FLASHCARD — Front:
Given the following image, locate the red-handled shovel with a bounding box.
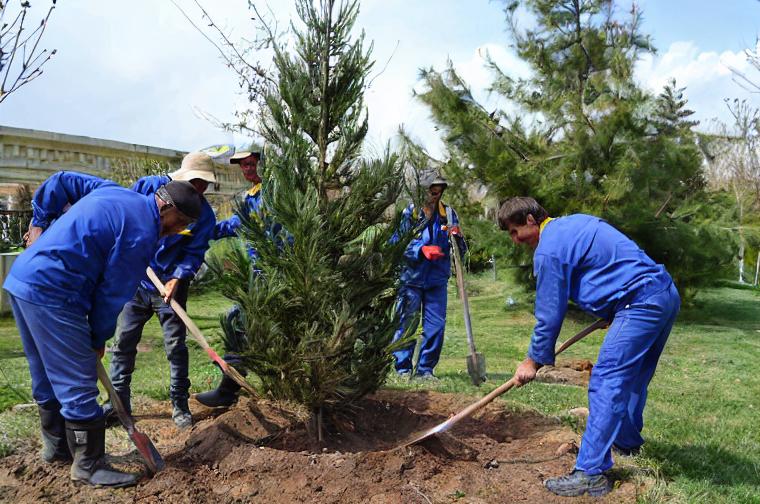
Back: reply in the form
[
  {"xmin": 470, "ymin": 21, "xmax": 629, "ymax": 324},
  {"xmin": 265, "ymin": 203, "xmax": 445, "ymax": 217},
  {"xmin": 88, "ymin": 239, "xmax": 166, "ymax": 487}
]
[
  {"xmin": 95, "ymin": 358, "xmax": 164, "ymax": 474},
  {"xmin": 145, "ymin": 267, "xmax": 258, "ymax": 399}
]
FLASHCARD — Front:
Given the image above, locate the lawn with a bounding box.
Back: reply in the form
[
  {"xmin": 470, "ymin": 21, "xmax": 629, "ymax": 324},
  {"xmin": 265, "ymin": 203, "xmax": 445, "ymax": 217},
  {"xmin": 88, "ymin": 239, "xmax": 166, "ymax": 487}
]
[{"xmin": 0, "ymin": 274, "xmax": 758, "ymax": 503}]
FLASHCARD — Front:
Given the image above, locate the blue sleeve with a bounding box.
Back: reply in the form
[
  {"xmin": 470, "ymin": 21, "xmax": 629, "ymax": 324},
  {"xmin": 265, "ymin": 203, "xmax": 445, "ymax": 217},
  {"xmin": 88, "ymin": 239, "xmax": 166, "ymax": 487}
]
[
  {"xmin": 393, "ymin": 207, "xmax": 424, "ymax": 262},
  {"xmin": 31, "ymin": 171, "xmax": 115, "ymax": 228},
  {"xmin": 527, "ymin": 253, "xmax": 571, "ymax": 366},
  {"xmin": 130, "ymin": 176, "xmax": 158, "ymax": 195},
  {"xmin": 214, "ymin": 214, "xmax": 242, "ymax": 239},
  {"xmin": 170, "ymin": 204, "xmax": 216, "ymax": 279},
  {"xmin": 88, "ymin": 222, "xmax": 151, "ymax": 349}
]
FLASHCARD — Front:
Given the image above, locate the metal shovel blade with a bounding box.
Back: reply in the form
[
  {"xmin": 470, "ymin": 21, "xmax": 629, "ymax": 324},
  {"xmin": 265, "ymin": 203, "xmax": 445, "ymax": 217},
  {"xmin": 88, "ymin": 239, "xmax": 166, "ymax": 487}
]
[
  {"xmin": 467, "ymin": 352, "xmax": 487, "ymax": 386},
  {"xmin": 129, "ymin": 429, "xmax": 165, "ymax": 475},
  {"xmin": 96, "ymin": 359, "xmax": 164, "ymax": 475}
]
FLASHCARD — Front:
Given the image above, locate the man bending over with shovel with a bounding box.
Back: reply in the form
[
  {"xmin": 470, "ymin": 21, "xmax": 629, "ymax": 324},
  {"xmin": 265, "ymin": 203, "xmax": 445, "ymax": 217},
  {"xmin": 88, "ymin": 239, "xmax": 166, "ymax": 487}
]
[
  {"xmin": 498, "ymin": 197, "xmax": 680, "ymax": 497},
  {"xmin": 25, "ymin": 153, "xmax": 218, "ymax": 429},
  {"xmin": 4, "ymin": 180, "xmax": 201, "ymax": 487}
]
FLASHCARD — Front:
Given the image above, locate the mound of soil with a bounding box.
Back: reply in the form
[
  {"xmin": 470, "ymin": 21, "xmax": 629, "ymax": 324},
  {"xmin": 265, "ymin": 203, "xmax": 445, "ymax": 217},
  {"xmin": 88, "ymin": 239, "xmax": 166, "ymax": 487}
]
[
  {"xmin": 0, "ymin": 389, "xmax": 639, "ymax": 503},
  {"xmin": 535, "ymin": 359, "xmax": 594, "ymax": 387}
]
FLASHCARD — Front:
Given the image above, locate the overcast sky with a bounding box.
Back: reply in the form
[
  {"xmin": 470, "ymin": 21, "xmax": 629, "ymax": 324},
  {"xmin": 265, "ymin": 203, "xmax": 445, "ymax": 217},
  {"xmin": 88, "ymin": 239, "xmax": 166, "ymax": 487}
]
[{"xmin": 1, "ymin": 0, "xmax": 759, "ymax": 157}]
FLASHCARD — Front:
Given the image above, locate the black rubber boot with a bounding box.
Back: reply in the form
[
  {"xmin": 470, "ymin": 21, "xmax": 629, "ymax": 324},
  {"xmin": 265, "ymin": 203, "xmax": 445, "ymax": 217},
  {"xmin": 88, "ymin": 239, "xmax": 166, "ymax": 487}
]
[
  {"xmin": 195, "ymin": 373, "xmax": 242, "ymax": 408},
  {"xmin": 544, "ymin": 469, "xmax": 611, "ymax": 497},
  {"xmin": 38, "ymin": 400, "xmax": 72, "ymax": 463},
  {"xmin": 65, "ymin": 417, "xmax": 139, "ymax": 488}
]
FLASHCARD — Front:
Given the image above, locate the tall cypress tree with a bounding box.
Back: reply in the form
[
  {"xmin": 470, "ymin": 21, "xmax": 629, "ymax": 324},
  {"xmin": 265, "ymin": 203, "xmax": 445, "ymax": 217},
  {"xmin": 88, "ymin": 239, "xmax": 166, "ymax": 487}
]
[
  {"xmin": 210, "ymin": 0, "xmax": 411, "ymax": 439},
  {"xmin": 415, "ymin": 0, "xmax": 733, "ymax": 291}
]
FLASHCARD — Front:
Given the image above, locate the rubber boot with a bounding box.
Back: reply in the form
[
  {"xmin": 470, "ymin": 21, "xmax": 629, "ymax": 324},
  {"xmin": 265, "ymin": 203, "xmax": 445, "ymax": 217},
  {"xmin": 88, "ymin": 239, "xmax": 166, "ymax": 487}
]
[
  {"xmin": 38, "ymin": 400, "xmax": 72, "ymax": 463},
  {"xmin": 171, "ymin": 397, "xmax": 192, "ymax": 429},
  {"xmin": 195, "ymin": 372, "xmax": 244, "ymax": 408},
  {"xmin": 65, "ymin": 417, "xmax": 139, "ymax": 488}
]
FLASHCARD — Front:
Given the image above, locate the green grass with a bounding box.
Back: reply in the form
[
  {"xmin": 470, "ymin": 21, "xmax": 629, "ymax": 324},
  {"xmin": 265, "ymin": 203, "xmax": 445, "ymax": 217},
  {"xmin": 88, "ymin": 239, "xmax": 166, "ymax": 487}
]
[{"xmin": 0, "ymin": 276, "xmax": 758, "ymax": 502}]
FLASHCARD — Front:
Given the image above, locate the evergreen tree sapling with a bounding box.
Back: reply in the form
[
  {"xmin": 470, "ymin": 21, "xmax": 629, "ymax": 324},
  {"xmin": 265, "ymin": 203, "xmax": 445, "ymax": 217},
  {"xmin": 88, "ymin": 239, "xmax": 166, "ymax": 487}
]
[{"xmin": 211, "ymin": 0, "xmax": 414, "ymax": 437}]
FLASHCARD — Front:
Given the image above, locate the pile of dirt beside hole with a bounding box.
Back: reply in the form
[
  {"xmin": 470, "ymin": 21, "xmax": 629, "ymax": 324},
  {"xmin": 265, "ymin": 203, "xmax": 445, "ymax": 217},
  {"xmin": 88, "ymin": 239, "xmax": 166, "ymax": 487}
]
[
  {"xmin": 535, "ymin": 359, "xmax": 594, "ymax": 387},
  {"xmin": 0, "ymin": 389, "xmax": 641, "ymax": 503}
]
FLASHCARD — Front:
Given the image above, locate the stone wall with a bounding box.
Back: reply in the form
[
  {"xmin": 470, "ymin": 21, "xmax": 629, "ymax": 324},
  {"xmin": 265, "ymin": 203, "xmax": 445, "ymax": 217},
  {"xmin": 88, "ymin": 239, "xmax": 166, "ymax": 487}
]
[{"xmin": 0, "ymin": 126, "xmax": 248, "ymax": 208}]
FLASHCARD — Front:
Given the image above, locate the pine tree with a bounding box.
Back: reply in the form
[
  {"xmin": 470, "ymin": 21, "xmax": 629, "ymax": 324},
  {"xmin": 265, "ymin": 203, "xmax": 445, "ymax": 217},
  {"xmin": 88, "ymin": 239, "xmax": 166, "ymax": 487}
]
[
  {"xmin": 415, "ymin": 0, "xmax": 734, "ymax": 292},
  {"xmin": 210, "ymin": 0, "xmax": 412, "ymax": 439}
]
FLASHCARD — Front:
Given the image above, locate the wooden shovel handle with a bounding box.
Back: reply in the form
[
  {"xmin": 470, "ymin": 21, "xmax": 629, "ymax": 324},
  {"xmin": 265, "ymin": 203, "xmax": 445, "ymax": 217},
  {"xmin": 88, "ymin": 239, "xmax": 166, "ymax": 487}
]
[
  {"xmin": 401, "ymin": 318, "xmax": 606, "ymax": 447},
  {"xmin": 95, "ymin": 358, "xmax": 134, "ymax": 432},
  {"xmin": 145, "ymin": 267, "xmax": 258, "ymax": 398}
]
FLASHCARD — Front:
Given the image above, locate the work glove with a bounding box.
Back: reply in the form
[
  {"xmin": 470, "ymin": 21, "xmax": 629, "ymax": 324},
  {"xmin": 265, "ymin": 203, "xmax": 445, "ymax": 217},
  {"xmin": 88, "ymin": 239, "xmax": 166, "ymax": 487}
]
[
  {"xmin": 421, "ymin": 245, "xmax": 445, "ymax": 261},
  {"xmin": 447, "ymin": 225, "xmax": 462, "ymax": 237}
]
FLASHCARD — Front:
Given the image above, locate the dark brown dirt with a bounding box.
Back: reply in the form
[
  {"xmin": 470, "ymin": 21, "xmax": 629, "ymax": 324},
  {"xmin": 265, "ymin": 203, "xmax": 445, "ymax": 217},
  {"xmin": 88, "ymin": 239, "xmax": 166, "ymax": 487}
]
[
  {"xmin": 0, "ymin": 389, "xmax": 641, "ymax": 503},
  {"xmin": 535, "ymin": 359, "xmax": 594, "ymax": 387}
]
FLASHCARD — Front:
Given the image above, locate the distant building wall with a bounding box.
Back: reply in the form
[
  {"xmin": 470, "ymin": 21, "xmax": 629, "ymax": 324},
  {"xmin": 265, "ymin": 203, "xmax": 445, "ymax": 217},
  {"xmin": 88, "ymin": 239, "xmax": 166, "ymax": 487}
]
[{"xmin": 0, "ymin": 125, "xmax": 247, "ymax": 208}]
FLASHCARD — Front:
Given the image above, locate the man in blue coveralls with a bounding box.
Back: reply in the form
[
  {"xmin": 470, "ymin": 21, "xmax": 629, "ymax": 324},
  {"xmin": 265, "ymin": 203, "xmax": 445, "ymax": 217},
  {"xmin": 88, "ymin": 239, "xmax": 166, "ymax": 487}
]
[
  {"xmin": 26, "ymin": 152, "xmax": 218, "ymax": 429},
  {"xmin": 391, "ymin": 177, "xmax": 466, "ymax": 380},
  {"xmin": 498, "ymin": 197, "xmax": 680, "ymax": 497},
  {"xmin": 195, "ymin": 150, "xmax": 263, "ymax": 407},
  {"xmin": 4, "ymin": 180, "xmax": 201, "ymax": 487}
]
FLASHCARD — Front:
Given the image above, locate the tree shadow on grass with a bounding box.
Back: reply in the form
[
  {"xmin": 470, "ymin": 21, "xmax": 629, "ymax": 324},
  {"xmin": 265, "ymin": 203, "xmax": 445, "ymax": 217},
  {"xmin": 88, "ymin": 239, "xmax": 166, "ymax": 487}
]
[
  {"xmin": 678, "ymin": 289, "xmax": 760, "ymax": 331},
  {"xmin": 645, "ymin": 440, "xmax": 760, "ymax": 490}
]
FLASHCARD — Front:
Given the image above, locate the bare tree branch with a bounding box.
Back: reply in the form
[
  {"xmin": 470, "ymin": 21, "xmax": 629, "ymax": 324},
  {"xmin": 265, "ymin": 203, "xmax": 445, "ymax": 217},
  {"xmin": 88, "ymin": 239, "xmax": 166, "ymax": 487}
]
[{"xmin": 0, "ymin": 0, "xmax": 57, "ymax": 104}]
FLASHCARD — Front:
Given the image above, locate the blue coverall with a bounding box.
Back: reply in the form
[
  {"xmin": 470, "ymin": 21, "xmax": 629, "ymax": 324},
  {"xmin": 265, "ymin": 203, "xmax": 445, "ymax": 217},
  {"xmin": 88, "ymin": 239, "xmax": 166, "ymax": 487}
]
[
  {"xmin": 3, "ymin": 186, "xmax": 160, "ymax": 421},
  {"xmin": 29, "ymin": 171, "xmax": 216, "ymax": 408},
  {"xmin": 214, "ymin": 183, "xmax": 263, "ymax": 241},
  {"xmin": 392, "ymin": 202, "xmax": 465, "ymax": 376},
  {"xmin": 529, "ymin": 214, "xmax": 680, "ymax": 475}
]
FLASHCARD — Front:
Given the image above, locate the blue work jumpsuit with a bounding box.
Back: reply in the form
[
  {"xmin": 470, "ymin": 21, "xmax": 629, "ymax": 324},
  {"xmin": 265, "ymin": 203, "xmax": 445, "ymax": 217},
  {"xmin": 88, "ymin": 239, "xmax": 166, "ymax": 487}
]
[
  {"xmin": 29, "ymin": 171, "xmax": 216, "ymax": 408},
  {"xmin": 529, "ymin": 214, "xmax": 680, "ymax": 475},
  {"xmin": 3, "ymin": 186, "xmax": 160, "ymax": 421},
  {"xmin": 392, "ymin": 202, "xmax": 465, "ymax": 376}
]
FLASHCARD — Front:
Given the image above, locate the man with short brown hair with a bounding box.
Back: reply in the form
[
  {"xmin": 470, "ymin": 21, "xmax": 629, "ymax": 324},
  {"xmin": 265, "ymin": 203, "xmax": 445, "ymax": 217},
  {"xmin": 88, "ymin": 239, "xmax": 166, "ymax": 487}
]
[{"xmin": 498, "ymin": 196, "xmax": 680, "ymax": 497}]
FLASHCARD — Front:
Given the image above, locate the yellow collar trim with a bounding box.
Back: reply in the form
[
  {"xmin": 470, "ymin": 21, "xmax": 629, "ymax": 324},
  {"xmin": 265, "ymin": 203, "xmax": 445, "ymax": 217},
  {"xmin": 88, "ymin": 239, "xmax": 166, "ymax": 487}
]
[
  {"xmin": 438, "ymin": 201, "xmax": 447, "ymax": 218},
  {"xmin": 539, "ymin": 216, "xmax": 554, "ymax": 234},
  {"xmin": 247, "ymin": 183, "xmax": 262, "ymax": 197}
]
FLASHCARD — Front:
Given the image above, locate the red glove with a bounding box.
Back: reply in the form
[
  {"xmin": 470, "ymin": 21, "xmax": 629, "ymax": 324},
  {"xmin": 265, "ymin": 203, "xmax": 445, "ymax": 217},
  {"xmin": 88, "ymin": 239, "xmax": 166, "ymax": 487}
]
[
  {"xmin": 421, "ymin": 245, "xmax": 445, "ymax": 261},
  {"xmin": 448, "ymin": 225, "xmax": 461, "ymax": 237}
]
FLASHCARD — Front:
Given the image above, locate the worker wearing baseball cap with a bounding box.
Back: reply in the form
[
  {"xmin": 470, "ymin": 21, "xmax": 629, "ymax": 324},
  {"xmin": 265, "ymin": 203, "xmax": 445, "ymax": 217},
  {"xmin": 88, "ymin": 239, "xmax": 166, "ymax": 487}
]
[{"xmin": 390, "ymin": 175, "xmax": 466, "ymax": 380}]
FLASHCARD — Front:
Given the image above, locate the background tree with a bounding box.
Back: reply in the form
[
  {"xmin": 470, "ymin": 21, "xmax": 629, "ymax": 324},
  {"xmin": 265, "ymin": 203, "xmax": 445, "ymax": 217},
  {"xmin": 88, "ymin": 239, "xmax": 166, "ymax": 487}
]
[
  {"xmin": 415, "ymin": 0, "xmax": 733, "ymax": 292},
  {"xmin": 209, "ymin": 0, "xmax": 412, "ymax": 440},
  {"xmin": 701, "ymin": 100, "xmax": 760, "ymax": 283},
  {"xmin": 0, "ymin": 0, "xmax": 57, "ymax": 104}
]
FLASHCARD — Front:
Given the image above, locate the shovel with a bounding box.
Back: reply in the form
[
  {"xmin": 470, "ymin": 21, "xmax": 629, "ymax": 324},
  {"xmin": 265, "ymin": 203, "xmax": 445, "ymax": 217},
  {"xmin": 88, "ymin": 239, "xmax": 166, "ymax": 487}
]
[
  {"xmin": 145, "ymin": 267, "xmax": 258, "ymax": 399},
  {"xmin": 446, "ymin": 210, "xmax": 486, "ymax": 386},
  {"xmin": 399, "ymin": 318, "xmax": 607, "ymax": 447},
  {"xmin": 95, "ymin": 358, "xmax": 164, "ymax": 474}
]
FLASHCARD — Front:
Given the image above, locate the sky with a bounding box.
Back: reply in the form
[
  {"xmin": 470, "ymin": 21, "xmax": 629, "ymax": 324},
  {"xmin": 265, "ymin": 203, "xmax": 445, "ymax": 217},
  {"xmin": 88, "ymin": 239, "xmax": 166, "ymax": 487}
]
[{"xmin": 1, "ymin": 0, "xmax": 759, "ymax": 158}]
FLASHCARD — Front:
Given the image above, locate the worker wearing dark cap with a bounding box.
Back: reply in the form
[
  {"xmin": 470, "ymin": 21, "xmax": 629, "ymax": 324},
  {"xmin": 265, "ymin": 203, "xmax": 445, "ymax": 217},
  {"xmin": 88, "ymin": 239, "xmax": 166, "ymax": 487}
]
[
  {"xmin": 25, "ymin": 153, "xmax": 218, "ymax": 430},
  {"xmin": 4, "ymin": 180, "xmax": 201, "ymax": 488},
  {"xmin": 391, "ymin": 176, "xmax": 466, "ymax": 380}
]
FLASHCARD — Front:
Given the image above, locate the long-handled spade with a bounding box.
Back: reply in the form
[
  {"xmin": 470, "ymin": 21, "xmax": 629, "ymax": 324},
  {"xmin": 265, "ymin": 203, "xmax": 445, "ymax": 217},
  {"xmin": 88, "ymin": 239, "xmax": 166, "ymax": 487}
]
[
  {"xmin": 399, "ymin": 318, "xmax": 608, "ymax": 448},
  {"xmin": 95, "ymin": 359, "xmax": 164, "ymax": 474},
  {"xmin": 145, "ymin": 267, "xmax": 258, "ymax": 399},
  {"xmin": 446, "ymin": 208, "xmax": 486, "ymax": 386}
]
